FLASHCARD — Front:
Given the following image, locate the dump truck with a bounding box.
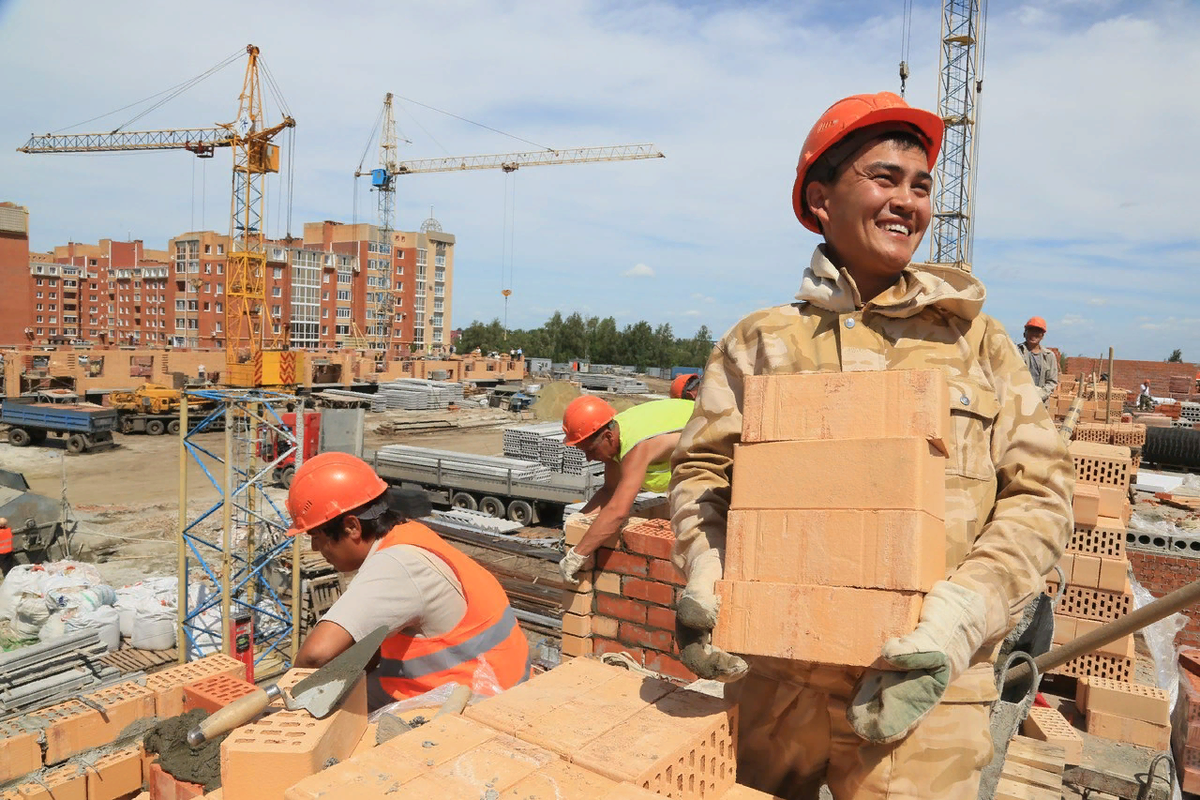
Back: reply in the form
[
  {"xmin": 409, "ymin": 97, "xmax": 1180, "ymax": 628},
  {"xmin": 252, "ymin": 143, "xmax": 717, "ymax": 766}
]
[
  {"xmin": 0, "ymin": 468, "xmax": 68, "ymax": 571},
  {"xmin": 0, "ymin": 398, "xmax": 119, "ymax": 453},
  {"xmin": 109, "ymin": 383, "xmax": 214, "ymax": 435}
]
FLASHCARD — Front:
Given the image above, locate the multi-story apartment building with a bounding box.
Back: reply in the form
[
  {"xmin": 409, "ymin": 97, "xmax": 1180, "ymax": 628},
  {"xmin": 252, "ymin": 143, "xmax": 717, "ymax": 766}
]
[{"xmin": 0, "ymin": 203, "xmax": 454, "ymax": 354}]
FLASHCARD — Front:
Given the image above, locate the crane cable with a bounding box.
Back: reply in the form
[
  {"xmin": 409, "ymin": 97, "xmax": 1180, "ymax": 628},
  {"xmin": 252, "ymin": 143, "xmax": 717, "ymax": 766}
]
[
  {"xmin": 899, "ymin": 0, "xmax": 914, "ymax": 97},
  {"xmin": 391, "ymin": 94, "xmax": 554, "ymax": 152},
  {"xmin": 52, "ymin": 48, "xmax": 245, "ymax": 134}
]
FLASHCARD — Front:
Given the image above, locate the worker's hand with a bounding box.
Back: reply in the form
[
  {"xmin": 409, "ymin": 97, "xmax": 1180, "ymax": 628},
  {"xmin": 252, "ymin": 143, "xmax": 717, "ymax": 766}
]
[
  {"xmin": 675, "ymin": 548, "xmax": 747, "ymax": 683},
  {"xmin": 847, "ymin": 581, "xmax": 988, "ymax": 744},
  {"xmin": 558, "ymin": 547, "xmax": 589, "ymax": 585}
]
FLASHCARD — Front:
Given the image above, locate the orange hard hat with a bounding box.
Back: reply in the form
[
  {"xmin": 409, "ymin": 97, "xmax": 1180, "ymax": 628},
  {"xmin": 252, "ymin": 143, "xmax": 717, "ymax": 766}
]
[
  {"xmin": 286, "ymin": 452, "xmax": 387, "ymax": 536},
  {"xmin": 792, "ymin": 91, "xmax": 944, "ymax": 233},
  {"xmin": 670, "ymin": 373, "xmax": 701, "ymax": 400},
  {"xmin": 1025, "ymin": 316, "xmax": 1048, "ymax": 331},
  {"xmin": 562, "ymin": 395, "xmax": 616, "ymax": 446}
]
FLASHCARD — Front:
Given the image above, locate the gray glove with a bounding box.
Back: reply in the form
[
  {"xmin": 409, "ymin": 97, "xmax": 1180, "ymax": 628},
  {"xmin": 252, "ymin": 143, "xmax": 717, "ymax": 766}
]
[
  {"xmin": 675, "ymin": 549, "xmax": 747, "ymax": 682},
  {"xmin": 847, "ymin": 581, "xmax": 988, "ymax": 744},
  {"xmin": 558, "ymin": 547, "xmax": 588, "ymax": 585}
]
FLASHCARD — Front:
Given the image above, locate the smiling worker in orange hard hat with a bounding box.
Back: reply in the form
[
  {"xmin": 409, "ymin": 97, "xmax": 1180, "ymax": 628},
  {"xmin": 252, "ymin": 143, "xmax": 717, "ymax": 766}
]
[
  {"xmin": 287, "ymin": 452, "xmax": 529, "ymax": 708},
  {"xmin": 669, "ymin": 91, "xmax": 1073, "ymax": 799}
]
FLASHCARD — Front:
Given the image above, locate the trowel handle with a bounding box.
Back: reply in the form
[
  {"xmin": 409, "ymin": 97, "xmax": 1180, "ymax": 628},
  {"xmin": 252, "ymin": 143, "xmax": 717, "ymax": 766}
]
[{"xmin": 186, "ymin": 684, "xmax": 282, "ymax": 747}]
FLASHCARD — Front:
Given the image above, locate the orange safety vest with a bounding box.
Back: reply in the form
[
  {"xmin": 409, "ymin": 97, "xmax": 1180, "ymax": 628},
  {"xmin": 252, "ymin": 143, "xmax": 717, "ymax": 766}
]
[
  {"xmin": 373, "ymin": 521, "xmax": 530, "ymax": 700},
  {"xmin": 0, "ymin": 526, "xmax": 11, "ymax": 555}
]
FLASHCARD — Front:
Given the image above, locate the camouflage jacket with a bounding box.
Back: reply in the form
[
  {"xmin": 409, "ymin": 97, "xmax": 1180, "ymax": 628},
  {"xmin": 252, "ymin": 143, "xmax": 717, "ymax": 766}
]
[{"xmin": 669, "ymin": 245, "xmax": 1074, "ymax": 701}]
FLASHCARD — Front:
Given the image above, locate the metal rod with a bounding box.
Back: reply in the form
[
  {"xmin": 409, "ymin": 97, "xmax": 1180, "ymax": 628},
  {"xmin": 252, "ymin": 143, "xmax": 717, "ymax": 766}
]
[
  {"xmin": 291, "ymin": 405, "xmax": 305, "ymax": 662},
  {"xmin": 1106, "ymin": 346, "xmax": 1115, "ymax": 425},
  {"xmin": 177, "ymin": 394, "xmax": 189, "ymax": 663},
  {"xmin": 1006, "ymin": 578, "xmax": 1200, "ymax": 686},
  {"xmin": 221, "ymin": 402, "xmax": 234, "ymax": 655}
]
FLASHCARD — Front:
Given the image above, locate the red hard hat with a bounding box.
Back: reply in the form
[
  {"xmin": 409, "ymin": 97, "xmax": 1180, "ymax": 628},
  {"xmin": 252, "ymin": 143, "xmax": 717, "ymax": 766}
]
[
  {"xmin": 792, "ymin": 91, "xmax": 944, "ymax": 233},
  {"xmin": 562, "ymin": 395, "xmax": 616, "ymax": 446},
  {"xmin": 1025, "ymin": 317, "xmax": 1048, "ymax": 331},
  {"xmin": 286, "ymin": 452, "xmax": 387, "ymax": 536}
]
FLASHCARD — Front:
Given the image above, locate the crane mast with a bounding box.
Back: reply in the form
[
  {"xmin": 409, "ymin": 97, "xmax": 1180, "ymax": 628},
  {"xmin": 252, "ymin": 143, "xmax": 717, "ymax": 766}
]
[{"xmin": 929, "ymin": 0, "xmax": 986, "ymax": 272}]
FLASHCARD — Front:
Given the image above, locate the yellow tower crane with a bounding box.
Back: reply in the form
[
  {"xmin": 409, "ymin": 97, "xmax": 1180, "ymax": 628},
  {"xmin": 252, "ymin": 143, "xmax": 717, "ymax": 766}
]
[{"xmin": 18, "ymin": 44, "xmax": 299, "ymax": 387}]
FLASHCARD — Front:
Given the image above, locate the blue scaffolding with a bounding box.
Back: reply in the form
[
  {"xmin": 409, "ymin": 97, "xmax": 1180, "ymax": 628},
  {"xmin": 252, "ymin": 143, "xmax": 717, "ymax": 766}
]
[{"xmin": 175, "ymin": 388, "xmax": 306, "ymax": 675}]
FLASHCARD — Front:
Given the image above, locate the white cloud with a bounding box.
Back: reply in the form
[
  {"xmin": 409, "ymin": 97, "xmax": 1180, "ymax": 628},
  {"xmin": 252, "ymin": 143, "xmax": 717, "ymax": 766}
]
[
  {"xmin": 623, "ymin": 263, "xmax": 655, "ymax": 278},
  {"xmin": 1059, "ymin": 314, "xmax": 1089, "ymax": 327},
  {"xmin": 682, "ymin": 309, "xmax": 701, "ymax": 317},
  {"xmin": 0, "ymin": 1, "xmax": 1197, "ymax": 359}
]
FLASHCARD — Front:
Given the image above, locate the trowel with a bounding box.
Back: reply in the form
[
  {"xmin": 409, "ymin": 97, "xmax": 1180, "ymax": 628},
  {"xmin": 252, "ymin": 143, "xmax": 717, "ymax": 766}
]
[{"xmin": 186, "ymin": 625, "xmax": 389, "ymax": 747}]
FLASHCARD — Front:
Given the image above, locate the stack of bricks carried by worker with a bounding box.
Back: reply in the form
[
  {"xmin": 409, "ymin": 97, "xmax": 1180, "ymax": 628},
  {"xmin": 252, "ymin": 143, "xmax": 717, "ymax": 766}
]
[
  {"xmin": 1076, "ymin": 675, "xmax": 1172, "ymax": 752},
  {"xmin": 279, "ymin": 657, "xmax": 769, "ymax": 800},
  {"xmin": 561, "ymin": 514, "xmax": 698, "ymax": 682},
  {"xmin": 710, "ymin": 369, "xmax": 949, "ymax": 666},
  {"xmin": 1049, "ymin": 441, "xmax": 1136, "ymax": 683}
]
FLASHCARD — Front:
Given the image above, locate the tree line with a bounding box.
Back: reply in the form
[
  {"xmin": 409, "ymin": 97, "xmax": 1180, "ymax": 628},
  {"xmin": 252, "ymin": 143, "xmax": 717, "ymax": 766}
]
[{"xmin": 455, "ymin": 312, "xmax": 715, "ymax": 370}]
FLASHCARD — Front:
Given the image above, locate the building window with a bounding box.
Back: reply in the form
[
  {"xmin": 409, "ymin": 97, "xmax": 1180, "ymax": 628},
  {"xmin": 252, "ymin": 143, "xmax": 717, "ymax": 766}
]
[
  {"xmin": 217, "ymin": 244, "xmax": 224, "ymax": 254},
  {"xmin": 272, "ymin": 286, "xmax": 281, "ymax": 297},
  {"xmin": 204, "ymin": 244, "xmax": 212, "ymax": 254},
  {"xmin": 335, "ymin": 324, "xmax": 349, "ymax": 335},
  {"xmin": 337, "ymin": 290, "xmax": 350, "ymax": 301},
  {"xmin": 217, "ymin": 263, "xmax": 223, "ymax": 274},
  {"xmin": 273, "ymin": 268, "xmax": 283, "ymax": 279},
  {"xmin": 272, "ymin": 304, "xmax": 281, "ymax": 317},
  {"xmin": 323, "ymin": 274, "xmax": 329, "ymax": 284},
  {"xmin": 322, "ymin": 308, "xmax": 328, "ymax": 318},
  {"xmin": 322, "ymin": 325, "xmax": 328, "ymax": 335},
  {"xmin": 336, "ymin": 308, "xmax": 350, "ymax": 319},
  {"xmin": 216, "ymin": 302, "xmax": 223, "ymax": 313}
]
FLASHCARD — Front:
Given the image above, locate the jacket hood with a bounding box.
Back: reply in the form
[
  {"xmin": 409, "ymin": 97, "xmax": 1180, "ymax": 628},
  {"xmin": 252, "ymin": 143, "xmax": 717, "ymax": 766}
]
[{"xmin": 796, "ymin": 244, "xmax": 985, "ymax": 321}]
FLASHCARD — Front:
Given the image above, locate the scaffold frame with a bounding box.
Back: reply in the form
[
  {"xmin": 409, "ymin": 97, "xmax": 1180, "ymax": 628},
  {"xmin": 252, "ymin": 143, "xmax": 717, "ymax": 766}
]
[{"xmin": 175, "ymin": 388, "xmax": 306, "ymax": 674}]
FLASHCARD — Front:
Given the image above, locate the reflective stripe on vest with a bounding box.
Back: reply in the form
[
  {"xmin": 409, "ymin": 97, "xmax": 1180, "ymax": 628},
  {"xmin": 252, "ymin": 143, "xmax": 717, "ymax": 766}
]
[
  {"xmin": 0, "ymin": 527, "xmax": 11, "ymax": 555},
  {"xmin": 375, "ymin": 606, "xmax": 518, "ymax": 680},
  {"xmin": 372, "ymin": 521, "xmax": 529, "ymax": 700},
  {"xmin": 614, "ymin": 398, "xmax": 695, "ymax": 492}
]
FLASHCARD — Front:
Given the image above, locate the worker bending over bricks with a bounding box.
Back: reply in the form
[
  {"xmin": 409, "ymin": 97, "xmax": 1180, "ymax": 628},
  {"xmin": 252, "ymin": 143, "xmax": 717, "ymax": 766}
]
[
  {"xmin": 286, "ymin": 452, "xmax": 530, "ymax": 710},
  {"xmin": 558, "ymin": 395, "xmax": 694, "ymax": 583},
  {"xmin": 668, "ymin": 91, "xmax": 1075, "ymax": 799}
]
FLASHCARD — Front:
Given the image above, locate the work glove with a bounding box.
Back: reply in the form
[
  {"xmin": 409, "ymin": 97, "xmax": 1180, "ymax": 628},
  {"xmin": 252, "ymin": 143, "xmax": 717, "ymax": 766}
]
[
  {"xmin": 847, "ymin": 580, "xmax": 989, "ymax": 744},
  {"xmin": 558, "ymin": 547, "xmax": 588, "ymax": 585},
  {"xmin": 675, "ymin": 548, "xmax": 747, "ymax": 683}
]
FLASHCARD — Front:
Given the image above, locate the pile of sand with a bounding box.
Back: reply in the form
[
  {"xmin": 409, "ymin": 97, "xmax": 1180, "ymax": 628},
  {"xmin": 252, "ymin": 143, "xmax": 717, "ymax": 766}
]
[{"xmin": 529, "ymin": 382, "xmax": 581, "ymax": 421}]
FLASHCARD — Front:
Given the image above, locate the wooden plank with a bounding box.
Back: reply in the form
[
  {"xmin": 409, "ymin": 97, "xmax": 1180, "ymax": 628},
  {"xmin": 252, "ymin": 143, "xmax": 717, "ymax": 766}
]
[
  {"xmin": 994, "ymin": 776, "xmax": 1060, "ymax": 800},
  {"xmin": 998, "ymin": 760, "xmax": 1061, "ymax": 792},
  {"xmin": 1005, "ymin": 736, "xmax": 1066, "ymax": 777}
]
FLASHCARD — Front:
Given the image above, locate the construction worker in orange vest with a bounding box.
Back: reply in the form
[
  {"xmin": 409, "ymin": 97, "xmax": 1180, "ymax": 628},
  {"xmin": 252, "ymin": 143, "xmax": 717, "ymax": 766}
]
[
  {"xmin": 287, "ymin": 453, "xmax": 530, "ymax": 708},
  {"xmin": 0, "ymin": 517, "xmax": 12, "ymax": 562},
  {"xmin": 557, "ymin": 395, "xmax": 694, "ymax": 584},
  {"xmin": 669, "ymin": 373, "xmax": 701, "ymax": 401}
]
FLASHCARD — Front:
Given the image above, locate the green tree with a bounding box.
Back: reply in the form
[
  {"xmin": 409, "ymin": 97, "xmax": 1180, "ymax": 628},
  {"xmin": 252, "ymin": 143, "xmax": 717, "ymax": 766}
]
[
  {"xmin": 591, "ymin": 317, "xmax": 621, "ymax": 364},
  {"xmin": 559, "ymin": 312, "xmax": 588, "ymax": 362},
  {"xmin": 620, "ymin": 321, "xmax": 656, "ymax": 369},
  {"xmin": 1167, "ymin": 349, "xmax": 1184, "ymax": 363}
]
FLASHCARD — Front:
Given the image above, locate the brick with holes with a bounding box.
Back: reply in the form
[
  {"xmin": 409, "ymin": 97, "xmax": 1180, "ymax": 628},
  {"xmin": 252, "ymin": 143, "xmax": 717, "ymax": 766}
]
[{"xmin": 1022, "ymin": 706, "xmax": 1083, "ymax": 764}]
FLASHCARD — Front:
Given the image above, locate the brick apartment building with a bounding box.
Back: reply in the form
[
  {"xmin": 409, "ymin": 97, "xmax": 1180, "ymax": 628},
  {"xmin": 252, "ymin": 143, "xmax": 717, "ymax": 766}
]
[{"xmin": 0, "ymin": 204, "xmax": 454, "ymax": 357}]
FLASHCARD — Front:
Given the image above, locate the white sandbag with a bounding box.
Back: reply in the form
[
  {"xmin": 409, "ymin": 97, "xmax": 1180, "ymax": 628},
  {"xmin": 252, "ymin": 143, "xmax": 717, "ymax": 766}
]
[
  {"xmin": 77, "ymin": 585, "xmax": 117, "ymax": 610},
  {"xmin": 65, "ymin": 605, "xmax": 121, "ymax": 652},
  {"xmin": 38, "ymin": 611, "xmax": 68, "ymax": 642},
  {"xmin": 0, "ymin": 565, "xmax": 50, "ymax": 622},
  {"xmin": 118, "ymin": 605, "xmax": 137, "ymax": 638},
  {"xmin": 11, "ymin": 595, "xmax": 50, "ymax": 640},
  {"xmin": 130, "ymin": 612, "xmax": 176, "ymax": 650}
]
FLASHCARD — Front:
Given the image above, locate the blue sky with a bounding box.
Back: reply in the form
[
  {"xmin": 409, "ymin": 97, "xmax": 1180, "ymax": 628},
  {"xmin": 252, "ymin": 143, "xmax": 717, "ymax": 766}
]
[{"xmin": 1, "ymin": 0, "xmax": 1197, "ymax": 361}]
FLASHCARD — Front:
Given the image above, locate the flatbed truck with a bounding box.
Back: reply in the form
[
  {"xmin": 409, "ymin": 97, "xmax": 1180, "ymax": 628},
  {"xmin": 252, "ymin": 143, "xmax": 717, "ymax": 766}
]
[{"xmin": 1, "ymin": 399, "xmax": 119, "ymax": 454}]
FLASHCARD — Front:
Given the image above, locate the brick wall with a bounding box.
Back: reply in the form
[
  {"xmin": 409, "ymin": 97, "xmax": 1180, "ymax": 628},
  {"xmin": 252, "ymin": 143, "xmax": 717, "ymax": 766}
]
[
  {"xmin": 1128, "ymin": 550, "xmax": 1200, "ymax": 650},
  {"xmin": 1066, "ymin": 357, "xmax": 1199, "ymax": 398}
]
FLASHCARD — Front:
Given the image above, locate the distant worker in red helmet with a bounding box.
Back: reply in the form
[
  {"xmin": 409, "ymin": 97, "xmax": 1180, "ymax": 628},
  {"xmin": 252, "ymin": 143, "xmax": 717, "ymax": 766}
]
[
  {"xmin": 288, "ymin": 453, "xmax": 529, "ymax": 708},
  {"xmin": 670, "ymin": 373, "xmax": 702, "ymax": 401},
  {"xmin": 1017, "ymin": 316, "xmax": 1059, "ymax": 401},
  {"xmin": 557, "ymin": 394, "xmax": 695, "ymax": 584}
]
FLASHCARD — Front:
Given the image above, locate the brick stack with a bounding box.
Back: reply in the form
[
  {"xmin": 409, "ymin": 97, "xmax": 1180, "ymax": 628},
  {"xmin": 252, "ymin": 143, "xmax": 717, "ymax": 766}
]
[
  {"xmin": 1076, "ymin": 676, "xmax": 1171, "ymax": 751},
  {"xmin": 1050, "ymin": 442, "xmax": 1136, "ymax": 683},
  {"xmin": 1070, "ymin": 422, "xmax": 1146, "ymax": 477},
  {"xmin": 1172, "ymin": 654, "xmax": 1200, "ymax": 793},
  {"xmin": 280, "ymin": 658, "xmax": 745, "ymax": 800},
  {"xmin": 712, "ymin": 370, "xmax": 948, "ymax": 666},
  {"xmin": 1022, "ymin": 705, "xmax": 1084, "ymax": 764},
  {"xmin": 561, "ymin": 514, "xmax": 695, "ymax": 682}
]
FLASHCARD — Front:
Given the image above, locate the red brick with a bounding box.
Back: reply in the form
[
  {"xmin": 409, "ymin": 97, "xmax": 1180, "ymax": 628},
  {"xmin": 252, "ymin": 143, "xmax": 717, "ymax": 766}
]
[
  {"xmin": 8, "ymin": 763, "xmax": 87, "ymax": 800},
  {"xmin": 621, "ymin": 578, "xmax": 675, "ymax": 607},
  {"xmin": 1079, "ymin": 677, "xmax": 1169, "ymax": 725},
  {"xmin": 642, "ymin": 651, "xmax": 696, "ymax": 683},
  {"xmin": 647, "ymin": 558, "xmax": 685, "ymax": 586},
  {"xmin": 149, "ymin": 762, "xmax": 204, "ymax": 800},
  {"xmin": 86, "ymin": 745, "xmax": 144, "ymax": 800},
  {"xmin": 621, "ymin": 520, "xmax": 675, "ymax": 560},
  {"xmin": 646, "ymin": 606, "xmax": 676, "ymax": 632},
  {"xmin": 619, "ymin": 623, "xmax": 676, "ymax": 653},
  {"xmin": 596, "ymin": 594, "xmax": 647, "ymax": 624},
  {"xmin": 730, "ymin": 438, "xmax": 946, "ymax": 519},
  {"xmin": 593, "ymin": 548, "xmax": 650, "ymax": 578},
  {"xmin": 183, "ymin": 673, "xmax": 258, "ymax": 715},
  {"xmin": 591, "ymin": 615, "xmax": 619, "ymax": 639}
]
